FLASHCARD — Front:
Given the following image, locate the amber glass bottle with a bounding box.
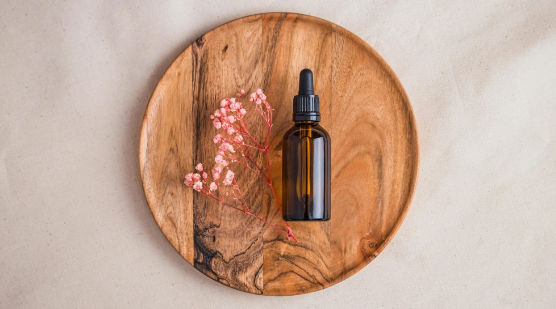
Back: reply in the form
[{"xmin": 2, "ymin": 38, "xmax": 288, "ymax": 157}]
[{"xmin": 282, "ymin": 69, "xmax": 331, "ymax": 221}]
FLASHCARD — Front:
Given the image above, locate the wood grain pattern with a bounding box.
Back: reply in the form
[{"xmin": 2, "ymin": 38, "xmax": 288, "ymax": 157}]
[{"xmin": 139, "ymin": 12, "xmax": 419, "ymax": 295}]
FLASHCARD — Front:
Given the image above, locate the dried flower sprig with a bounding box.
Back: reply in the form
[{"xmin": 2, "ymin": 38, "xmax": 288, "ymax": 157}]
[{"xmin": 184, "ymin": 89, "xmax": 298, "ymax": 242}]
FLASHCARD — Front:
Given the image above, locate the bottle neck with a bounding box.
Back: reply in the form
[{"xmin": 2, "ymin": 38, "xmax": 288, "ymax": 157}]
[{"xmin": 294, "ymin": 121, "xmax": 319, "ymax": 127}]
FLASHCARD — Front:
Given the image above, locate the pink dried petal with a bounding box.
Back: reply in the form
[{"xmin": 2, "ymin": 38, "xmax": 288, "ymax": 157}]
[
  {"xmin": 256, "ymin": 88, "xmax": 263, "ymax": 95},
  {"xmin": 239, "ymin": 108, "xmax": 246, "ymax": 115},
  {"xmin": 227, "ymin": 127, "xmax": 235, "ymax": 135},
  {"xmin": 213, "ymin": 134, "xmax": 222, "ymax": 143},
  {"xmin": 220, "ymin": 99, "xmax": 228, "ymax": 107},
  {"xmin": 202, "ymin": 172, "xmax": 208, "ymax": 179}
]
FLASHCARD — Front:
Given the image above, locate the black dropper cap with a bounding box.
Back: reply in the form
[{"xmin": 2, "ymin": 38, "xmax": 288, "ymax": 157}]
[{"xmin": 293, "ymin": 69, "xmax": 320, "ymax": 122}]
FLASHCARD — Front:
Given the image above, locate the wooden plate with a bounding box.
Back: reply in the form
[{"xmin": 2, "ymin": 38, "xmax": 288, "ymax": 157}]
[{"xmin": 139, "ymin": 12, "xmax": 419, "ymax": 295}]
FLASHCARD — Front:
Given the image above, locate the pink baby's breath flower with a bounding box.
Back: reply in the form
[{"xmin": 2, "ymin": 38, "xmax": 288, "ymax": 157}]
[
  {"xmin": 192, "ymin": 173, "xmax": 201, "ymax": 182},
  {"xmin": 213, "ymin": 119, "xmax": 221, "ymax": 129},
  {"xmin": 215, "ymin": 155, "xmax": 224, "ymax": 164},
  {"xmin": 184, "ymin": 173, "xmax": 194, "ymax": 186},
  {"xmin": 195, "ymin": 163, "xmax": 203, "ymax": 172},
  {"xmin": 223, "ymin": 170, "xmax": 235, "ymax": 185},
  {"xmin": 220, "ymin": 142, "xmax": 235, "ymax": 153},
  {"xmin": 230, "ymin": 102, "xmax": 241, "ymax": 111},
  {"xmin": 193, "ymin": 181, "xmax": 203, "ymax": 191},
  {"xmin": 184, "ymin": 88, "xmax": 299, "ymax": 243}
]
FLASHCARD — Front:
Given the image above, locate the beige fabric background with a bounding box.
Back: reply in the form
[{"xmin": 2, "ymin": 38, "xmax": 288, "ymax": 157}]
[{"xmin": 1, "ymin": 0, "xmax": 555, "ymax": 308}]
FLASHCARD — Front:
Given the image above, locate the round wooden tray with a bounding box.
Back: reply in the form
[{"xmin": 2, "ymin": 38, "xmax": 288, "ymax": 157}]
[{"xmin": 139, "ymin": 12, "xmax": 419, "ymax": 295}]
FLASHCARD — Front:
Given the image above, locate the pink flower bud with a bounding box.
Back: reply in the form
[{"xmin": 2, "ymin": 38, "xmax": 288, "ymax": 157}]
[
  {"xmin": 240, "ymin": 89, "xmax": 245, "ymax": 94},
  {"xmin": 212, "ymin": 172, "xmax": 220, "ymax": 180},
  {"xmin": 223, "ymin": 170, "xmax": 235, "ymax": 185},
  {"xmin": 227, "ymin": 127, "xmax": 235, "ymax": 135},
  {"xmin": 213, "ymin": 119, "xmax": 221, "ymax": 129},
  {"xmin": 210, "ymin": 115, "xmax": 214, "ymax": 119},
  {"xmin": 184, "ymin": 173, "xmax": 194, "ymax": 186},
  {"xmin": 220, "ymin": 107, "xmax": 227, "ymax": 116},
  {"xmin": 256, "ymin": 99, "xmax": 261, "ymax": 105},
  {"xmin": 220, "ymin": 99, "xmax": 228, "ymax": 107},
  {"xmin": 256, "ymin": 88, "xmax": 263, "ymax": 95},
  {"xmin": 192, "ymin": 173, "xmax": 201, "ymax": 182},
  {"xmin": 234, "ymin": 135, "xmax": 243, "ymax": 143},
  {"xmin": 227, "ymin": 116, "xmax": 235, "ymax": 123},
  {"xmin": 214, "ymin": 109, "xmax": 221, "ymax": 117},
  {"xmin": 193, "ymin": 181, "xmax": 203, "ymax": 191},
  {"xmin": 213, "ymin": 134, "xmax": 222, "ymax": 143},
  {"xmin": 195, "ymin": 163, "xmax": 203, "ymax": 172},
  {"xmin": 209, "ymin": 182, "xmax": 218, "ymax": 191},
  {"xmin": 215, "ymin": 155, "xmax": 223, "ymax": 164},
  {"xmin": 239, "ymin": 108, "xmax": 246, "ymax": 115},
  {"xmin": 202, "ymin": 172, "xmax": 208, "ymax": 179}
]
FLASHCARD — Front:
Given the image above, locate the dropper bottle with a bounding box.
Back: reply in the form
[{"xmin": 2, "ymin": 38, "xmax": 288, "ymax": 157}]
[{"xmin": 282, "ymin": 69, "xmax": 331, "ymax": 221}]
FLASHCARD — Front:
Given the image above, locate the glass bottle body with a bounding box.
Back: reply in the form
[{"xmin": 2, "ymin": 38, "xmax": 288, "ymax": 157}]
[{"xmin": 282, "ymin": 122, "xmax": 331, "ymax": 221}]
